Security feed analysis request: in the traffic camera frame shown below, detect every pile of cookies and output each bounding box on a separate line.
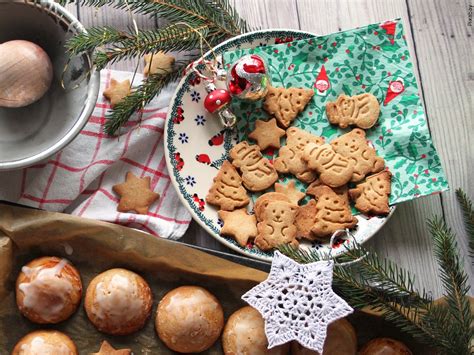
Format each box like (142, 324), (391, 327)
(11, 255), (413, 354)
(12, 256), (226, 353)
(206, 86), (392, 251)
(10, 255), (370, 354)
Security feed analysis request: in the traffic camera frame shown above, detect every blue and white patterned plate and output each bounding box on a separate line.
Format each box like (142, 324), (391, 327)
(164, 30), (395, 262)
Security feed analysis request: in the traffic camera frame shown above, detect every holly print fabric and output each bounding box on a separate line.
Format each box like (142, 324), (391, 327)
(222, 19), (448, 205)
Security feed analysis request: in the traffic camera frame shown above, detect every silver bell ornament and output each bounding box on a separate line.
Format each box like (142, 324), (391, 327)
(227, 54), (270, 101)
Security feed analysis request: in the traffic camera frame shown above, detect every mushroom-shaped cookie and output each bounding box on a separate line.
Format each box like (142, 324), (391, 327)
(12, 330), (78, 355)
(84, 268), (153, 335)
(222, 306), (289, 355)
(155, 286), (224, 353)
(360, 338), (412, 355)
(16, 256), (82, 324)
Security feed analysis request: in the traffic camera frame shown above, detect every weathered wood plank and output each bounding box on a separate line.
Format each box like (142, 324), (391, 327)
(232, 0), (300, 29)
(406, 0), (474, 288)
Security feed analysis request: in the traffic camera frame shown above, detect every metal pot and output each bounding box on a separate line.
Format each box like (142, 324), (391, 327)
(0, 0), (100, 170)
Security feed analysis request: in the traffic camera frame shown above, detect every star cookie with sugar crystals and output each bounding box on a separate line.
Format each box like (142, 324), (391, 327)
(144, 51), (175, 76)
(248, 118), (286, 150)
(242, 252), (353, 353)
(218, 208), (257, 247)
(92, 340), (131, 355)
(113, 172), (160, 214)
(103, 79), (131, 107)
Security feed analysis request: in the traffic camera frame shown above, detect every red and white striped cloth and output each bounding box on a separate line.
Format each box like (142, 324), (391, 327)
(0, 70), (191, 240)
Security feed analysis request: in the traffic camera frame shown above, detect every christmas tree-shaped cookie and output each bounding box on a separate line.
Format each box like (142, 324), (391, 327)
(349, 170), (392, 215)
(206, 161), (250, 211)
(263, 85), (314, 127)
(311, 185), (358, 239)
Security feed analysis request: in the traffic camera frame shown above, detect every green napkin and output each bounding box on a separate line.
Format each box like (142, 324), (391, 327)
(222, 19), (448, 205)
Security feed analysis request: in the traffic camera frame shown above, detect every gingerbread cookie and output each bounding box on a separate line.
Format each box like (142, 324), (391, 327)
(331, 128), (385, 182)
(263, 85), (314, 127)
(306, 179), (349, 205)
(253, 192), (291, 221)
(206, 161), (249, 211)
(326, 93), (380, 129)
(229, 142), (278, 191)
(349, 170), (392, 215)
(295, 199), (318, 240)
(311, 186), (358, 238)
(274, 180), (305, 205)
(274, 127), (325, 183)
(248, 118), (286, 150)
(144, 51), (175, 76)
(255, 201), (299, 251)
(112, 172), (160, 214)
(218, 209), (258, 247)
(103, 79), (131, 107)
(303, 143), (355, 187)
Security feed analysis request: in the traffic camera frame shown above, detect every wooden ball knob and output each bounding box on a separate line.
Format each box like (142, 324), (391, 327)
(0, 40), (53, 108)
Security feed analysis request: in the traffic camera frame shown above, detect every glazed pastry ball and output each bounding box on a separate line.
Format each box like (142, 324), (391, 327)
(360, 337), (412, 355)
(156, 286), (224, 353)
(84, 268), (153, 335)
(15, 256), (82, 324)
(222, 306), (289, 355)
(291, 318), (357, 355)
(11, 330), (77, 355)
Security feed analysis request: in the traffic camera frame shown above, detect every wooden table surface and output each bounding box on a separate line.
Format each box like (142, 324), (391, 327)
(68, 0), (473, 298)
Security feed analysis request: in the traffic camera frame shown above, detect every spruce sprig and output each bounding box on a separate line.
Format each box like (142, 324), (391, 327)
(104, 61), (188, 135)
(456, 188), (474, 257)
(428, 217), (473, 353)
(61, 0), (249, 38)
(68, 24), (209, 70)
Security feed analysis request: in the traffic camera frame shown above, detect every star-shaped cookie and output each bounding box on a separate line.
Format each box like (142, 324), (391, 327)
(248, 118), (286, 150)
(144, 51), (175, 76)
(92, 340), (132, 355)
(103, 79), (131, 107)
(218, 209), (257, 247)
(274, 180), (305, 205)
(242, 252), (353, 353)
(112, 172), (160, 214)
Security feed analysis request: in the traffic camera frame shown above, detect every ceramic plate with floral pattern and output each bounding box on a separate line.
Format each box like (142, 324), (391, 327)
(165, 30), (395, 262)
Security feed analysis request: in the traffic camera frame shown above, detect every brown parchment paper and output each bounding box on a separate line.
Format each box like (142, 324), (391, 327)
(0, 204), (268, 354)
(0, 204), (436, 354)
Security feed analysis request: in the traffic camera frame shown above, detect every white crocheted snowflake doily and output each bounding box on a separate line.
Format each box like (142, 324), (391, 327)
(242, 251), (353, 353)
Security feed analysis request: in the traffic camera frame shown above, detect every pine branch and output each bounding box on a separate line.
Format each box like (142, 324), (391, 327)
(66, 26), (129, 54)
(428, 217), (473, 354)
(60, 0), (248, 38)
(71, 24), (209, 70)
(278, 244), (471, 354)
(456, 188), (474, 258)
(280, 244), (429, 306)
(104, 61), (188, 135)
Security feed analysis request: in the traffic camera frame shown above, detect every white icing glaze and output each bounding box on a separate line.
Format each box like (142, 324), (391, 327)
(19, 336), (72, 355)
(19, 259), (73, 322)
(93, 274), (144, 323)
(165, 289), (219, 344)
